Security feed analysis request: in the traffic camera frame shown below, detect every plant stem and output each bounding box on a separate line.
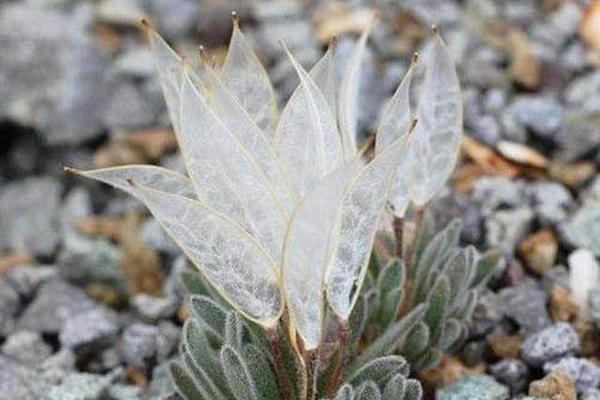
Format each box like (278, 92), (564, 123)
(323, 318), (351, 397)
(402, 205), (426, 275)
(393, 216), (404, 258)
(266, 326), (293, 400)
(304, 349), (319, 400)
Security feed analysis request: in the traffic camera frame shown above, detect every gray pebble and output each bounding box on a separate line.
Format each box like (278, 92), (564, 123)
(437, 374), (509, 400)
(59, 307), (120, 352)
(4, 265), (59, 297)
(498, 281), (551, 334)
(528, 182), (572, 225)
(17, 279), (97, 334)
(521, 322), (580, 367)
(131, 293), (179, 321)
(102, 82), (156, 130)
(563, 201), (600, 256)
(0, 278), (19, 336)
(588, 287), (600, 330)
(489, 359), (529, 394)
(544, 356), (600, 394)
(120, 323), (159, 368)
(0, 176), (62, 256)
(1, 330), (52, 365)
(43, 373), (109, 400)
(0, 355), (48, 400)
(583, 388), (600, 400)
(502, 95), (564, 140)
(145, 0), (199, 40)
(485, 207), (534, 254)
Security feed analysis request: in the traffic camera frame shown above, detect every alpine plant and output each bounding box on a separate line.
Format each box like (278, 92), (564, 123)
(66, 13), (500, 400)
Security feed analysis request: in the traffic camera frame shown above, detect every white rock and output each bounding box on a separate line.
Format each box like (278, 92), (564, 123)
(569, 249), (600, 315)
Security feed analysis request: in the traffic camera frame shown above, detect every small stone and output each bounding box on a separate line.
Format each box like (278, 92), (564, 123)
(39, 350), (76, 385)
(544, 356), (600, 394)
(529, 182), (572, 225)
(0, 176), (62, 256)
(0, 278), (19, 336)
(574, 319), (600, 357)
(17, 279), (97, 334)
(549, 286), (579, 322)
(518, 229), (558, 276)
(60, 187), (92, 235)
(472, 177), (528, 213)
(145, 0), (199, 39)
(120, 323), (158, 368)
(542, 265), (571, 292)
(568, 249), (600, 313)
(487, 334), (523, 359)
(0, 355), (48, 400)
(156, 321), (180, 360)
(102, 82), (156, 129)
(106, 384), (142, 400)
(529, 371), (577, 400)
(57, 232), (124, 292)
(563, 202), (600, 256)
(489, 359), (529, 394)
(486, 207), (534, 254)
(131, 293), (179, 321)
(436, 374), (509, 400)
(4, 265), (58, 297)
(44, 372), (109, 400)
(498, 280), (551, 334)
(521, 323), (580, 367)
(502, 95), (564, 139)
(589, 287), (600, 329)
(469, 114), (502, 145)
(583, 388), (600, 400)
(1, 330), (51, 365)
(59, 307), (120, 352)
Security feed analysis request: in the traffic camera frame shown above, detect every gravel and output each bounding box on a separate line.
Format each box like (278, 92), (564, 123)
(521, 323), (580, 367)
(544, 356), (600, 394)
(489, 359), (529, 394)
(436, 374), (509, 400)
(59, 307), (120, 352)
(1, 330), (52, 365)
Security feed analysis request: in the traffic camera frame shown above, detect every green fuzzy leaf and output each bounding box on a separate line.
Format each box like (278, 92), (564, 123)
(241, 344), (280, 400)
(350, 304), (426, 371)
(220, 345), (259, 400)
(423, 274), (450, 341)
(333, 384), (354, 400)
(471, 249), (502, 289)
(402, 379), (423, 400)
(181, 346), (228, 400)
(377, 259), (405, 299)
(454, 289), (477, 322)
(349, 293), (370, 347)
(444, 250), (473, 311)
(168, 361), (206, 400)
(413, 348), (442, 371)
(382, 374), (406, 400)
(400, 322), (429, 361)
(182, 320), (225, 388)
(411, 219), (461, 304)
(368, 251), (381, 281)
(378, 287), (404, 329)
(439, 318), (462, 351)
(411, 210), (436, 277)
(348, 356), (409, 388)
(356, 381), (382, 400)
(190, 295), (228, 340)
(224, 310), (246, 349)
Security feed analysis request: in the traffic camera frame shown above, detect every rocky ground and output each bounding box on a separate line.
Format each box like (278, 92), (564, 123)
(1, 0), (600, 399)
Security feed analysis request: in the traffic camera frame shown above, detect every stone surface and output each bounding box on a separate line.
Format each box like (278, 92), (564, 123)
(1, 330), (52, 365)
(489, 359), (529, 394)
(0, 278), (19, 336)
(521, 323), (580, 367)
(43, 373), (109, 400)
(0, 176), (62, 256)
(502, 95), (564, 140)
(498, 281), (551, 334)
(0, 3), (109, 145)
(529, 371), (577, 400)
(0, 355), (48, 400)
(145, 0), (199, 39)
(131, 293), (179, 321)
(4, 265), (59, 297)
(544, 356), (600, 394)
(563, 202), (600, 256)
(120, 322), (159, 368)
(568, 249), (600, 313)
(486, 207), (534, 254)
(528, 182), (572, 225)
(17, 279), (97, 333)
(436, 374), (509, 400)
(59, 307), (120, 352)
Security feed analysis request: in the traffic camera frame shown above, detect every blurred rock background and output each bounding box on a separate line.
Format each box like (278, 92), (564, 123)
(1, 0), (600, 399)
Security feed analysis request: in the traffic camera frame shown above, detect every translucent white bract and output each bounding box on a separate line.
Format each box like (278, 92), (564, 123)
(221, 21), (279, 137)
(326, 135), (412, 319)
(131, 184), (282, 325)
(274, 45), (343, 198)
(283, 159), (361, 349)
(180, 73), (286, 262)
(406, 34), (462, 206)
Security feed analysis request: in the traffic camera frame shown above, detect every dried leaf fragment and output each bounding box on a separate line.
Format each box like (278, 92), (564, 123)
(496, 140), (548, 169)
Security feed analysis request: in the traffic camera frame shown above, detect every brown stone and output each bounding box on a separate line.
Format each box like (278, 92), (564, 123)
(574, 319), (600, 357)
(487, 334), (523, 359)
(549, 286), (580, 322)
(519, 229), (558, 276)
(529, 371), (576, 400)
(419, 355), (485, 395)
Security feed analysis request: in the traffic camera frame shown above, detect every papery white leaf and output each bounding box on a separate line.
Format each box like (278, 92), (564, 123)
(274, 44), (344, 198)
(180, 71), (287, 262)
(283, 159), (362, 350)
(408, 33), (463, 206)
(146, 28), (184, 137)
(130, 183), (282, 326)
(375, 57), (417, 217)
(309, 41), (337, 116)
(221, 19), (279, 137)
(326, 134), (411, 320)
(66, 165), (195, 199)
(337, 20), (373, 158)
(202, 65), (296, 213)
